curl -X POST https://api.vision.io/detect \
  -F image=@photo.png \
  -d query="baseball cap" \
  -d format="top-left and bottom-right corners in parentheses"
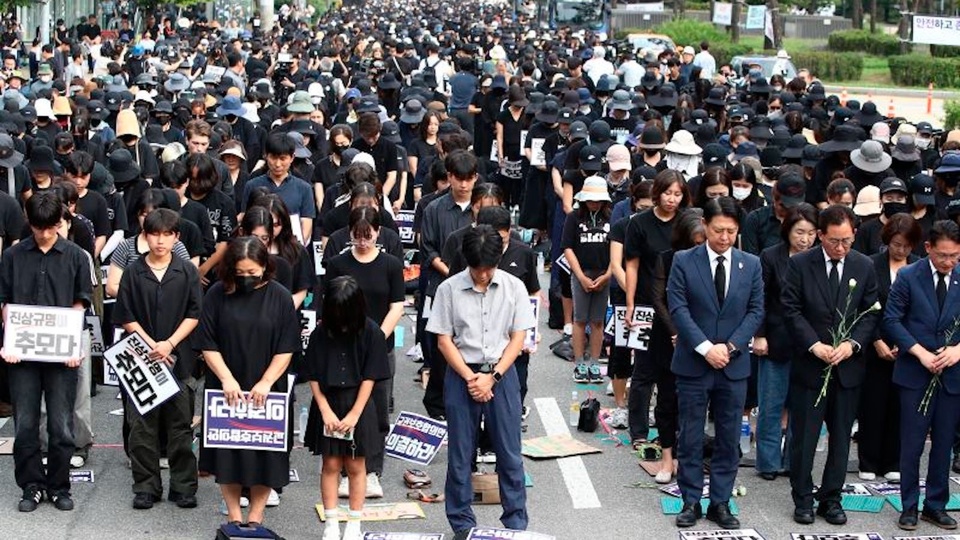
top-left (569, 121), bottom-right (588, 141)
top-left (775, 172), bottom-right (806, 208)
top-left (879, 176), bottom-right (908, 196)
top-left (606, 144), bottom-right (631, 172)
top-left (910, 173), bottom-right (936, 206)
top-left (578, 145), bottom-right (602, 172)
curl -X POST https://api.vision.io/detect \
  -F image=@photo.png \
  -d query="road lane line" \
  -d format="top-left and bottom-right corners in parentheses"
top-left (533, 397), bottom-right (602, 509)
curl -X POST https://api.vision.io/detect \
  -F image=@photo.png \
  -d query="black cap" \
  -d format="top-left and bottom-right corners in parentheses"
top-left (775, 172), bottom-right (806, 207)
top-left (879, 176), bottom-right (908, 195)
top-left (569, 121), bottom-right (588, 141)
top-left (578, 145), bottom-right (602, 172)
top-left (910, 173), bottom-right (936, 206)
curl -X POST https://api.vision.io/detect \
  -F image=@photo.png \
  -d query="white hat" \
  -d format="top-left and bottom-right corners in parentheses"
top-left (353, 152), bottom-right (376, 170)
top-left (308, 82), bottom-right (324, 105)
top-left (665, 130), bottom-right (703, 156)
top-left (776, 49), bottom-right (791, 60)
top-left (161, 142), bottom-right (186, 164)
top-left (575, 176), bottom-right (612, 202)
top-left (134, 90), bottom-right (155, 106)
top-left (241, 102), bottom-right (260, 124)
top-left (34, 98), bottom-right (56, 121)
top-left (682, 46), bottom-right (696, 56)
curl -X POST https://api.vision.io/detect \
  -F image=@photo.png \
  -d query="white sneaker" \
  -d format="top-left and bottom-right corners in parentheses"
top-left (858, 471), bottom-right (876, 481)
top-left (885, 471), bottom-right (901, 482)
top-left (342, 520), bottom-right (362, 540)
top-left (610, 408), bottom-right (629, 429)
top-left (365, 473), bottom-right (383, 499)
top-left (159, 458), bottom-right (170, 470)
top-left (337, 476), bottom-right (349, 498)
top-left (322, 520), bottom-right (341, 540)
top-left (606, 382), bottom-right (614, 396)
top-left (240, 496), bottom-right (249, 508)
top-left (477, 451), bottom-right (497, 464)
top-left (266, 489), bottom-right (280, 507)
top-left (655, 468), bottom-right (673, 484)
top-left (69, 455), bottom-right (85, 468)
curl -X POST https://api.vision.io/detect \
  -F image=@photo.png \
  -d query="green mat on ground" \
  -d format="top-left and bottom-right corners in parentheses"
top-left (885, 493), bottom-right (960, 512)
top-left (839, 495), bottom-right (885, 513)
top-left (660, 497), bottom-right (739, 515)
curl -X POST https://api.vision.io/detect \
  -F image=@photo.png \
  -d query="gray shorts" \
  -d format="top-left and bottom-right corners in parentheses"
top-left (571, 275), bottom-right (610, 323)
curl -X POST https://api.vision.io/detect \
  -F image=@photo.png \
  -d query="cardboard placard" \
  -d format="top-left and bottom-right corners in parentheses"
top-left (467, 528), bottom-right (554, 540)
top-left (203, 389), bottom-right (290, 452)
top-left (472, 473), bottom-right (500, 505)
top-left (790, 534), bottom-right (883, 540)
top-left (315, 502), bottom-right (425, 522)
top-left (529, 139), bottom-right (546, 167)
top-left (521, 435), bottom-right (602, 459)
top-left (385, 411), bottom-right (448, 465)
top-left (3, 305), bottom-right (84, 362)
top-left (363, 535), bottom-right (444, 540)
top-left (103, 332), bottom-right (180, 415)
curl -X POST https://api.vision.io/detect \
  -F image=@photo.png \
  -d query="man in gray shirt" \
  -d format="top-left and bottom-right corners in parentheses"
top-left (427, 225), bottom-right (536, 540)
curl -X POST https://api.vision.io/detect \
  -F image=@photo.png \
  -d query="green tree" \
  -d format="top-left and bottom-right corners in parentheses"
top-left (0, 0), bottom-right (36, 10)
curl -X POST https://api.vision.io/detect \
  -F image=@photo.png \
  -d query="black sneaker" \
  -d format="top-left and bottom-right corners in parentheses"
top-left (133, 492), bottom-right (159, 510)
top-left (168, 491), bottom-right (198, 509)
top-left (50, 491), bottom-right (74, 511)
top-left (18, 486), bottom-right (44, 512)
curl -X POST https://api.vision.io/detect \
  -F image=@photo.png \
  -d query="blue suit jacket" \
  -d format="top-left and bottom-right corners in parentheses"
top-left (884, 258), bottom-right (960, 393)
top-left (668, 244), bottom-right (765, 380)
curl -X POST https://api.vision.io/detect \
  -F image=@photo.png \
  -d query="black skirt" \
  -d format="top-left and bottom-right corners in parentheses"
top-left (198, 402), bottom-right (293, 489)
top-left (304, 386), bottom-right (381, 458)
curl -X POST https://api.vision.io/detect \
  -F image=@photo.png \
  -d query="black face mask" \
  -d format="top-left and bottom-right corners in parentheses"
top-left (883, 202), bottom-right (909, 218)
top-left (234, 275), bottom-right (262, 294)
top-left (331, 144), bottom-right (349, 156)
top-left (643, 149), bottom-right (660, 158)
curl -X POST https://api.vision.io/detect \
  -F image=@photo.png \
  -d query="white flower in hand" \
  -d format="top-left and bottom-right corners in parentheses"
top-left (871, 301), bottom-right (882, 311)
top-left (848, 278), bottom-right (857, 289)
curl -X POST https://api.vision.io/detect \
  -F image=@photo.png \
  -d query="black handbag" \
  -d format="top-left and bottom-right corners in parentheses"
top-left (577, 395), bottom-right (600, 432)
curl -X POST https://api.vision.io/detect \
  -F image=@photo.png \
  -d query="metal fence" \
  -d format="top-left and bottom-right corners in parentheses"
top-left (612, 9), bottom-right (852, 41)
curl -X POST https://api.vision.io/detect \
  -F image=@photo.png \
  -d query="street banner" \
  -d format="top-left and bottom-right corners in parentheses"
top-left (912, 16), bottom-right (960, 46)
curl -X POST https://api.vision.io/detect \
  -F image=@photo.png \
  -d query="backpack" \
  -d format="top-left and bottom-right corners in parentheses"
top-left (215, 523), bottom-right (285, 540)
top-left (577, 395), bottom-right (600, 433)
top-left (421, 57), bottom-right (441, 90)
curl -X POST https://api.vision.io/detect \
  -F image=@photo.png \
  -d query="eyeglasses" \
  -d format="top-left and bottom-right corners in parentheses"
top-left (823, 237), bottom-right (855, 248)
top-left (929, 251), bottom-right (960, 263)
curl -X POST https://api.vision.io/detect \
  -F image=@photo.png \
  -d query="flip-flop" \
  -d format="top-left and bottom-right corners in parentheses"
top-left (406, 490), bottom-right (444, 503)
top-left (404, 468), bottom-right (432, 489)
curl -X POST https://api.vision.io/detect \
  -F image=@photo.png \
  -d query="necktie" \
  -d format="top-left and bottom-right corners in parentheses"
top-left (938, 271), bottom-right (948, 311)
top-left (715, 255), bottom-right (726, 306)
top-left (829, 259), bottom-right (841, 305)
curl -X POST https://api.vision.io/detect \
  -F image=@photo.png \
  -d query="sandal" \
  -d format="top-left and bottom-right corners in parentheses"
top-left (406, 490), bottom-right (444, 503)
top-left (403, 468), bottom-right (432, 489)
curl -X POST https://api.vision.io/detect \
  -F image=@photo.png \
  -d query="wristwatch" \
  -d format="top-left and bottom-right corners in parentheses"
top-left (492, 370), bottom-right (503, 384)
top-left (726, 342), bottom-right (740, 358)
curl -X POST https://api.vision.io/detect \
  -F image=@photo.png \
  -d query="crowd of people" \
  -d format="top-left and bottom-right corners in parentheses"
top-left (0, 0), bottom-right (959, 539)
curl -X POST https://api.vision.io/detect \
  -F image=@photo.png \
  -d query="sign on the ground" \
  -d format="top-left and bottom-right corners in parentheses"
top-left (385, 411), bottom-right (447, 465)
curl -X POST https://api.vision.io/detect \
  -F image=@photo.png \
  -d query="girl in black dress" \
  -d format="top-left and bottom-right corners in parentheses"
top-left (304, 276), bottom-right (391, 540)
top-left (196, 237), bottom-right (300, 529)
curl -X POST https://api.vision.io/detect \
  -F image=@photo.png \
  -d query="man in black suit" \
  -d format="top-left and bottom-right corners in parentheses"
top-left (782, 204), bottom-right (880, 526)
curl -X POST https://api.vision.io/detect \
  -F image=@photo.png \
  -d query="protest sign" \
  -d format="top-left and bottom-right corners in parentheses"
top-left (316, 502), bottom-right (425, 521)
top-left (521, 434), bottom-right (602, 459)
top-left (103, 332), bottom-right (180, 415)
top-left (746, 5), bottom-right (766, 28)
top-left (299, 310), bottom-right (317, 355)
top-left (3, 305), bottom-right (83, 362)
top-left (660, 478), bottom-right (709, 499)
top-left (791, 534), bottom-right (884, 540)
top-left (395, 209), bottom-right (416, 246)
top-left (713, 2), bottom-right (733, 25)
top-left (203, 389), bottom-right (290, 452)
top-left (467, 529), bottom-right (555, 540)
top-left (611, 305), bottom-right (655, 349)
top-left (529, 139), bottom-right (546, 167)
top-left (679, 529), bottom-right (759, 540)
top-left (894, 536), bottom-right (960, 540)
top-left (525, 298), bottom-right (539, 352)
top-left (363, 535), bottom-right (444, 540)
top-left (70, 470), bottom-right (94, 483)
top-left (385, 411), bottom-right (448, 465)
top-left (312, 241), bottom-right (326, 276)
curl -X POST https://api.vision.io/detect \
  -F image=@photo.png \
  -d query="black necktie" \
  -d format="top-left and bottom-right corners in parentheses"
top-left (715, 255), bottom-right (726, 306)
top-left (829, 259), bottom-right (841, 305)
top-left (938, 272), bottom-right (948, 311)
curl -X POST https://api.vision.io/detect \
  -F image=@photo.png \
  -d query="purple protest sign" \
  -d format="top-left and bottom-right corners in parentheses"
top-left (202, 389), bottom-right (290, 452)
top-left (466, 528), bottom-right (555, 540)
top-left (385, 411), bottom-right (447, 465)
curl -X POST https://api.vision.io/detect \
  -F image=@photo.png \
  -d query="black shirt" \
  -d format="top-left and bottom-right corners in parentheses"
top-left (351, 137), bottom-right (399, 186)
top-left (0, 236), bottom-right (92, 308)
top-left (303, 318), bottom-right (391, 393)
top-left (562, 211), bottom-right (611, 275)
top-left (192, 190), bottom-right (236, 244)
top-left (180, 199), bottom-right (215, 257)
top-left (112, 254), bottom-right (202, 379)
top-left (325, 250), bottom-right (405, 350)
top-left (321, 205), bottom-right (397, 238)
top-left (608, 216), bottom-right (629, 304)
top-left (0, 190), bottom-right (23, 253)
top-left (446, 235), bottom-right (541, 295)
top-left (77, 190), bottom-right (112, 239)
top-left (496, 108), bottom-right (528, 160)
top-left (624, 209), bottom-right (677, 304)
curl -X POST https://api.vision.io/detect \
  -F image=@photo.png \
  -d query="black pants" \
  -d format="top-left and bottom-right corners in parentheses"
top-left (422, 331), bottom-right (446, 419)
top-left (628, 350), bottom-right (657, 442)
top-left (127, 381), bottom-right (197, 497)
top-left (857, 356), bottom-right (900, 475)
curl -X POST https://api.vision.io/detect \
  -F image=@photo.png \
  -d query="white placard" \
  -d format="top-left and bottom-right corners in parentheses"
top-left (791, 534), bottom-right (883, 540)
top-left (681, 530), bottom-right (765, 540)
top-left (611, 305), bottom-right (655, 349)
top-left (525, 297), bottom-right (539, 352)
top-left (746, 5), bottom-right (766, 29)
top-left (103, 332), bottom-right (181, 415)
top-left (3, 305), bottom-right (84, 362)
top-left (312, 241), bottom-right (326, 276)
top-left (290, 213), bottom-right (304, 244)
top-left (299, 309), bottom-right (316, 354)
top-left (713, 2), bottom-right (733, 25)
top-left (530, 139), bottom-right (546, 167)
top-left (86, 315), bottom-right (104, 357)
top-left (912, 16), bottom-right (960, 46)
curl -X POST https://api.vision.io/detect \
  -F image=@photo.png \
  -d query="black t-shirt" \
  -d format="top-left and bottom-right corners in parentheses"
top-left (561, 211), bottom-right (611, 275)
top-left (193, 190), bottom-right (237, 243)
top-left (77, 190), bottom-right (112, 239)
top-left (180, 199), bottom-right (215, 257)
top-left (624, 209), bottom-right (678, 304)
top-left (496, 108), bottom-right (527, 160)
top-left (321, 204), bottom-right (397, 238)
top-left (407, 138), bottom-right (438, 186)
top-left (313, 156), bottom-right (341, 192)
top-left (303, 318), bottom-right (391, 393)
top-left (607, 116), bottom-right (638, 146)
top-left (524, 122), bottom-right (556, 166)
top-left (105, 191), bottom-right (129, 235)
top-left (351, 137), bottom-right (399, 186)
top-left (562, 169), bottom-right (588, 198)
top-left (0, 190), bottom-right (23, 253)
top-left (324, 226), bottom-right (404, 263)
top-left (177, 218), bottom-right (204, 259)
top-left (608, 216), bottom-right (629, 304)
top-left (325, 251), bottom-right (405, 350)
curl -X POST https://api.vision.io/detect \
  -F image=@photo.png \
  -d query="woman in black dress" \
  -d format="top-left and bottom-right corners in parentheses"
top-left (196, 237), bottom-right (300, 528)
top-left (304, 276), bottom-right (391, 540)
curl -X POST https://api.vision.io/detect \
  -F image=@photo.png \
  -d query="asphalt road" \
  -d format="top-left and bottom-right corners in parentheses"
top-left (0, 277), bottom-right (951, 540)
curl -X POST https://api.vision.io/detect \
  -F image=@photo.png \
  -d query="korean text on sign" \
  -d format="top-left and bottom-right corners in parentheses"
top-left (3, 304), bottom-right (83, 362)
top-left (103, 332), bottom-right (181, 415)
top-left (203, 389), bottom-right (290, 452)
top-left (385, 411), bottom-right (448, 465)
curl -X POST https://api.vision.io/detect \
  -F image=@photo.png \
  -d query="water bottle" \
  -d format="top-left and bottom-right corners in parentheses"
top-left (739, 415), bottom-right (751, 455)
top-left (816, 423), bottom-right (828, 452)
top-left (298, 406), bottom-right (308, 443)
top-left (536, 252), bottom-right (545, 274)
top-left (569, 391), bottom-right (580, 427)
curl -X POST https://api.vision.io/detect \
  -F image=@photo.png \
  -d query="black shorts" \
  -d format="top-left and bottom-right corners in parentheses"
top-left (607, 345), bottom-right (633, 379)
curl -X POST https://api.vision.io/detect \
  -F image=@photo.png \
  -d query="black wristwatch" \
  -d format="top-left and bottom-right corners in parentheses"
top-left (492, 370), bottom-right (503, 384)
top-left (726, 342), bottom-right (740, 358)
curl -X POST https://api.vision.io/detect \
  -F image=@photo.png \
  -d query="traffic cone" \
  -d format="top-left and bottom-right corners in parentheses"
top-left (840, 88), bottom-right (848, 107)
top-left (887, 98), bottom-right (895, 119)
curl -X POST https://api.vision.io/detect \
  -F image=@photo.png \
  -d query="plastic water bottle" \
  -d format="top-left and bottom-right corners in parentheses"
top-left (816, 423), bottom-right (828, 452)
top-left (739, 415), bottom-right (751, 455)
top-left (298, 406), bottom-right (308, 443)
top-left (569, 391), bottom-right (580, 427)
top-left (536, 252), bottom-right (545, 274)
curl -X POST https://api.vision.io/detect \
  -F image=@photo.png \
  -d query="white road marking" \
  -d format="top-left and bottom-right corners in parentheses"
top-left (0, 417), bottom-right (7, 430)
top-left (533, 397), bottom-right (602, 509)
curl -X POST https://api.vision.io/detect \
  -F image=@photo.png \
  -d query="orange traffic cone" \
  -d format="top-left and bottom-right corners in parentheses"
top-left (887, 98), bottom-right (895, 119)
top-left (840, 88), bottom-right (848, 107)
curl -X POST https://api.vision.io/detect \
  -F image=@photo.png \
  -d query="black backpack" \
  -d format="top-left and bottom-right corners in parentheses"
top-left (577, 395), bottom-right (600, 433)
